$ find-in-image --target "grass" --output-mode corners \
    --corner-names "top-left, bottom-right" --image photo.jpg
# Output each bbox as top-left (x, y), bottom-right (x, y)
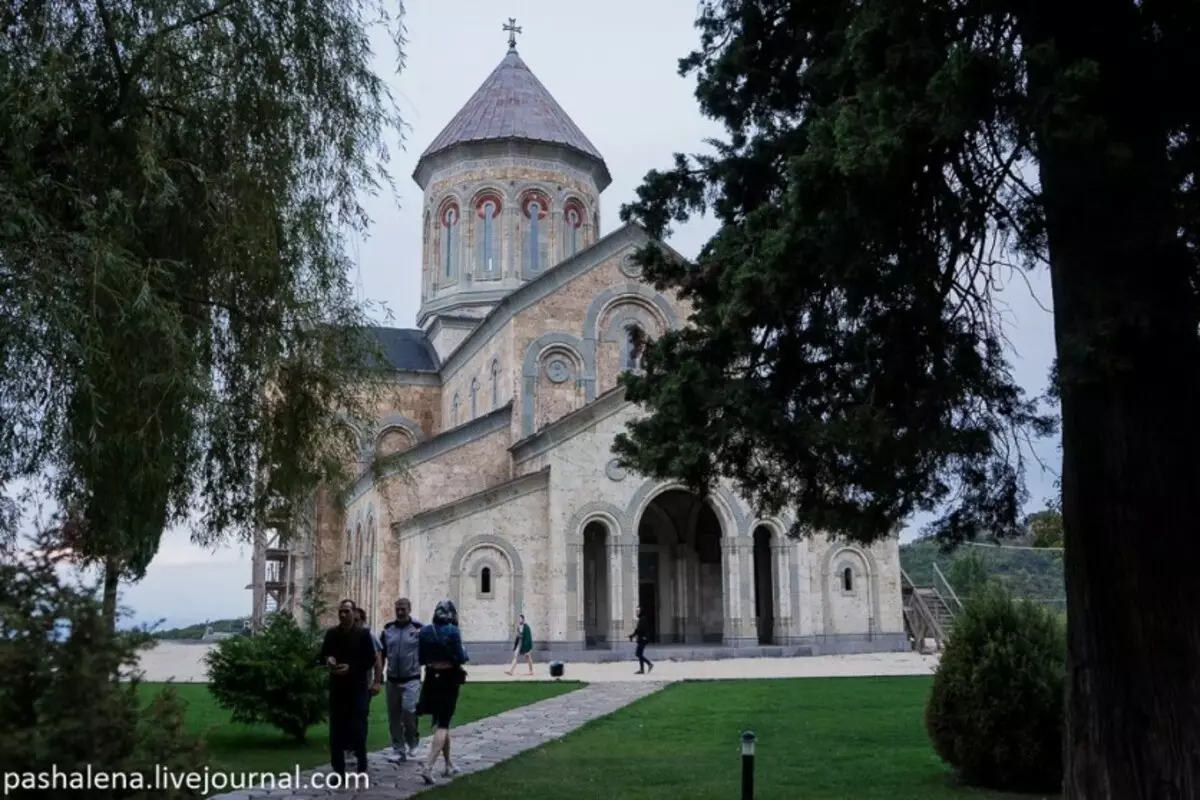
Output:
top-left (425, 676), bottom-right (1054, 800)
top-left (139, 680), bottom-right (583, 775)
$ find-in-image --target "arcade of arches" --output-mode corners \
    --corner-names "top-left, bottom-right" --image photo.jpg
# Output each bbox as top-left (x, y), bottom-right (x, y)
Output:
top-left (580, 489), bottom-right (784, 647)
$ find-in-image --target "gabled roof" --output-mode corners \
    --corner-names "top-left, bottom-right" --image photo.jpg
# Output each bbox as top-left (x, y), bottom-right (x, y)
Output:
top-left (416, 48), bottom-right (605, 166)
top-left (364, 326), bottom-right (440, 372)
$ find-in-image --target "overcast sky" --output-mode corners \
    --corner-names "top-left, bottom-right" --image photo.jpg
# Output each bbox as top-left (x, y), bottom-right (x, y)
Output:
top-left (116, 0), bottom-right (1060, 630)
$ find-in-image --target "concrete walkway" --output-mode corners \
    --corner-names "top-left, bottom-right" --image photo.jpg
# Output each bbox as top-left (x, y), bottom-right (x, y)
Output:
top-left (139, 641), bottom-right (938, 684)
top-left (207, 681), bottom-right (664, 799)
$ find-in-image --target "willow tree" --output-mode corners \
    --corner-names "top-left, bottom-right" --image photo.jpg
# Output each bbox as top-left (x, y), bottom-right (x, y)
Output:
top-left (0, 1), bottom-right (406, 622)
top-left (616, 1), bottom-right (1199, 795)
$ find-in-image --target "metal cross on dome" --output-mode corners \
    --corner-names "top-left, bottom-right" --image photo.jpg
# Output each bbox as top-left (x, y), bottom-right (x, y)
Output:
top-left (503, 17), bottom-right (522, 50)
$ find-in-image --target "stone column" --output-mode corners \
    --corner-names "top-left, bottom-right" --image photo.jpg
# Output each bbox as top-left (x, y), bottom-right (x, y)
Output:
top-left (607, 539), bottom-right (623, 645)
top-left (772, 538), bottom-right (791, 644)
top-left (621, 538), bottom-right (639, 643)
top-left (721, 539), bottom-right (740, 646)
top-left (737, 535), bottom-right (757, 646)
top-left (566, 539), bottom-right (585, 647)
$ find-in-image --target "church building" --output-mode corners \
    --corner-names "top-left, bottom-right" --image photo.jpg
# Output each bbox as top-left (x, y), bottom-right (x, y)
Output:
top-left (251, 35), bottom-right (908, 662)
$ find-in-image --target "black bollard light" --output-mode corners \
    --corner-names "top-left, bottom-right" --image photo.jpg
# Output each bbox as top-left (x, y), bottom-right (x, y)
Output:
top-left (740, 730), bottom-right (756, 800)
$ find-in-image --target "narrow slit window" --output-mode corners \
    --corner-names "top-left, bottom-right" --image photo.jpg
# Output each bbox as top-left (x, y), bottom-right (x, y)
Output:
top-left (842, 567), bottom-right (853, 592)
top-left (481, 566), bottom-right (492, 595)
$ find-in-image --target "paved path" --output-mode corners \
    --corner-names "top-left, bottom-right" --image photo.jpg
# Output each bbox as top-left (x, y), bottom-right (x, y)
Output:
top-left (208, 681), bottom-right (664, 799)
top-left (140, 641), bottom-right (937, 684)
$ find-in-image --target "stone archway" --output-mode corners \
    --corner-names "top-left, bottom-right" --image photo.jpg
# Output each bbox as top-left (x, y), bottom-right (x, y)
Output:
top-left (582, 520), bottom-right (612, 646)
top-left (635, 488), bottom-right (725, 644)
top-left (752, 525), bottom-right (776, 644)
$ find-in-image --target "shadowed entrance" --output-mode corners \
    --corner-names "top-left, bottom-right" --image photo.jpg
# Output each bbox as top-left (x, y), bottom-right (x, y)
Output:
top-left (636, 489), bottom-right (725, 644)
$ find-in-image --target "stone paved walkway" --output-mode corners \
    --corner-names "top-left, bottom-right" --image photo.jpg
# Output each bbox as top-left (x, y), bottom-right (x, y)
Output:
top-left (209, 680), bottom-right (665, 799)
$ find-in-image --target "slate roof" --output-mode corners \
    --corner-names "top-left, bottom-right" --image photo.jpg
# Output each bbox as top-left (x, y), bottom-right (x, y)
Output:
top-left (418, 48), bottom-right (605, 164)
top-left (364, 326), bottom-right (439, 372)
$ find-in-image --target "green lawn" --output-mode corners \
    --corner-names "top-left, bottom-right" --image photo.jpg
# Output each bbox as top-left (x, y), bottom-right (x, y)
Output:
top-left (426, 677), bottom-right (1054, 800)
top-left (139, 680), bottom-right (583, 774)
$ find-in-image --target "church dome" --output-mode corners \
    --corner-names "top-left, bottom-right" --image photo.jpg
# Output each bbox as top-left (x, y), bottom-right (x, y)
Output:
top-left (412, 46), bottom-right (610, 190)
top-left (414, 38), bottom-right (610, 340)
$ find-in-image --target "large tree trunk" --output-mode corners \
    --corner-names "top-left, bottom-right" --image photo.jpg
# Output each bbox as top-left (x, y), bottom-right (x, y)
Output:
top-left (1022, 4), bottom-right (1200, 797)
top-left (102, 554), bottom-right (121, 630)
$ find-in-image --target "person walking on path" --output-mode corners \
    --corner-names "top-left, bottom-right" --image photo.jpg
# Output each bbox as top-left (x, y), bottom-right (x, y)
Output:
top-left (381, 597), bottom-right (423, 763)
top-left (416, 599), bottom-right (469, 785)
top-left (504, 614), bottom-right (535, 676)
top-left (353, 607), bottom-right (384, 747)
top-left (628, 607), bottom-right (653, 674)
top-left (317, 599), bottom-right (379, 780)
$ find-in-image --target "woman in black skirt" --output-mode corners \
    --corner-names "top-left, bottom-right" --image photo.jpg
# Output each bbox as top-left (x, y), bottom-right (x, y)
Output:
top-left (416, 599), bottom-right (468, 785)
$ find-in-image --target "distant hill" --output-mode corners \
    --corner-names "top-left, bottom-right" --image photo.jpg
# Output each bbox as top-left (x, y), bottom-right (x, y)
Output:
top-left (153, 617), bottom-right (246, 640)
top-left (900, 535), bottom-right (1065, 603)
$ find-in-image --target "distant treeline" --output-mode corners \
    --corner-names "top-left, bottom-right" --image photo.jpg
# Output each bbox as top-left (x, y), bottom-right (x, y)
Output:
top-left (153, 618), bottom-right (245, 640)
top-left (900, 535), bottom-right (1065, 602)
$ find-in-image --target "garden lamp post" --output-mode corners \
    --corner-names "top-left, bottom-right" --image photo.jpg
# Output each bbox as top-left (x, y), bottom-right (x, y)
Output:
top-left (741, 730), bottom-right (756, 799)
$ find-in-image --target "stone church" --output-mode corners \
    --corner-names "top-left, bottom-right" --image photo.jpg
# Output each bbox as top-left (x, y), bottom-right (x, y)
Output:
top-left (252, 40), bottom-right (907, 662)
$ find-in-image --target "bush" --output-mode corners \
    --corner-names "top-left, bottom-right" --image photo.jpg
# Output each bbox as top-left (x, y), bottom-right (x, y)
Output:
top-left (204, 611), bottom-right (327, 742)
top-left (925, 583), bottom-right (1066, 793)
top-left (0, 532), bottom-right (206, 799)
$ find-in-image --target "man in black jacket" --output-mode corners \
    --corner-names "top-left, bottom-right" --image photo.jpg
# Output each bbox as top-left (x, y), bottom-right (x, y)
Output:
top-left (628, 606), bottom-right (653, 674)
top-left (317, 599), bottom-right (378, 778)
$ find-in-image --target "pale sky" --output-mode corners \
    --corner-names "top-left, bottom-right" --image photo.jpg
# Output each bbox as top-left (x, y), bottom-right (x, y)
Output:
top-left (116, 1), bottom-right (1060, 630)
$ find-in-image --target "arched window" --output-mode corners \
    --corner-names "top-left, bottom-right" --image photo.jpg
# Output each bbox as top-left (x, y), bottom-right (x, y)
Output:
top-left (621, 325), bottom-right (641, 372)
top-left (442, 204), bottom-right (459, 280)
top-left (469, 378), bottom-right (479, 419)
top-left (490, 359), bottom-right (500, 408)
top-left (477, 197), bottom-right (502, 274)
top-left (480, 566), bottom-right (492, 595)
top-left (564, 203), bottom-right (583, 257)
top-left (451, 393), bottom-right (460, 427)
top-left (842, 566), bottom-right (854, 592)
top-left (522, 194), bottom-right (549, 273)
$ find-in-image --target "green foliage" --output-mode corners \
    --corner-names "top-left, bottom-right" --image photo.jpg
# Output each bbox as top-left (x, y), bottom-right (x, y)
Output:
top-left (1025, 507), bottom-right (1064, 549)
top-left (925, 585), bottom-right (1065, 793)
top-left (203, 611), bottom-right (327, 743)
top-left (946, 550), bottom-right (991, 598)
top-left (0, 0), bottom-right (408, 580)
top-left (0, 529), bottom-right (206, 799)
top-left (901, 537), bottom-right (1064, 603)
top-left (154, 618), bottom-right (246, 640)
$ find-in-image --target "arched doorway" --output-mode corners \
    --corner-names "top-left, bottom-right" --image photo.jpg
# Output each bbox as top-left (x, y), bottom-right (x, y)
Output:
top-left (752, 526), bottom-right (776, 644)
top-left (582, 520), bottom-right (611, 646)
top-left (637, 489), bottom-right (725, 644)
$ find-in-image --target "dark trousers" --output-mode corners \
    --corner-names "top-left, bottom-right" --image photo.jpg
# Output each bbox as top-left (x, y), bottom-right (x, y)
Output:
top-left (635, 640), bottom-right (652, 671)
top-left (329, 687), bottom-right (368, 776)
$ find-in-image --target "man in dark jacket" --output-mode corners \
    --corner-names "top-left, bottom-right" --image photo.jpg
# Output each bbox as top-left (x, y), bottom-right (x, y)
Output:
top-left (317, 599), bottom-right (378, 777)
top-left (628, 606), bottom-right (653, 674)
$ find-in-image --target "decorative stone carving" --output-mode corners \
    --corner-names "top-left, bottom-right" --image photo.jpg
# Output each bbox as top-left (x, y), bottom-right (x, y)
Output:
top-left (545, 357), bottom-right (572, 383)
top-left (619, 253), bottom-right (644, 279)
top-left (605, 459), bottom-right (627, 482)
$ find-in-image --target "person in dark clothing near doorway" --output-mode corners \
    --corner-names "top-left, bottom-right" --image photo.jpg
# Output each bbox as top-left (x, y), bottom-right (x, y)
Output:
top-left (352, 607), bottom-right (384, 758)
top-left (317, 599), bottom-right (379, 779)
top-left (628, 606), bottom-right (653, 674)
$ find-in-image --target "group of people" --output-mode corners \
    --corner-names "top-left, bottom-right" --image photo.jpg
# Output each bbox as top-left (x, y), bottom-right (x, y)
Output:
top-left (316, 596), bottom-right (467, 786)
top-left (315, 599), bottom-right (655, 785)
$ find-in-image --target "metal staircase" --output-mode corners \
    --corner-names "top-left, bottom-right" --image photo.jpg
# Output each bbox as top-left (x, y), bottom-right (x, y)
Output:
top-left (901, 563), bottom-right (963, 652)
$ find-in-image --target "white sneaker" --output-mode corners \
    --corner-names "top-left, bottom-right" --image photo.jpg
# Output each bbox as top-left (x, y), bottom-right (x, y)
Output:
top-left (442, 764), bottom-right (459, 778)
top-left (417, 766), bottom-right (435, 785)
top-left (407, 743), bottom-right (420, 757)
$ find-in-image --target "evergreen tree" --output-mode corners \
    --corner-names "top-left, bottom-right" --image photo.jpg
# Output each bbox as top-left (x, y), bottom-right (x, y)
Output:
top-left (0, 1), bottom-right (407, 622)
top-left (617, 1), bottom-right (1200, 794)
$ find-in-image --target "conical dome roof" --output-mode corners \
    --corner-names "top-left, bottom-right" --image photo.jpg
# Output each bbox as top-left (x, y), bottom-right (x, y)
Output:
top-left (414, 48), bottom-right (607, 181)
